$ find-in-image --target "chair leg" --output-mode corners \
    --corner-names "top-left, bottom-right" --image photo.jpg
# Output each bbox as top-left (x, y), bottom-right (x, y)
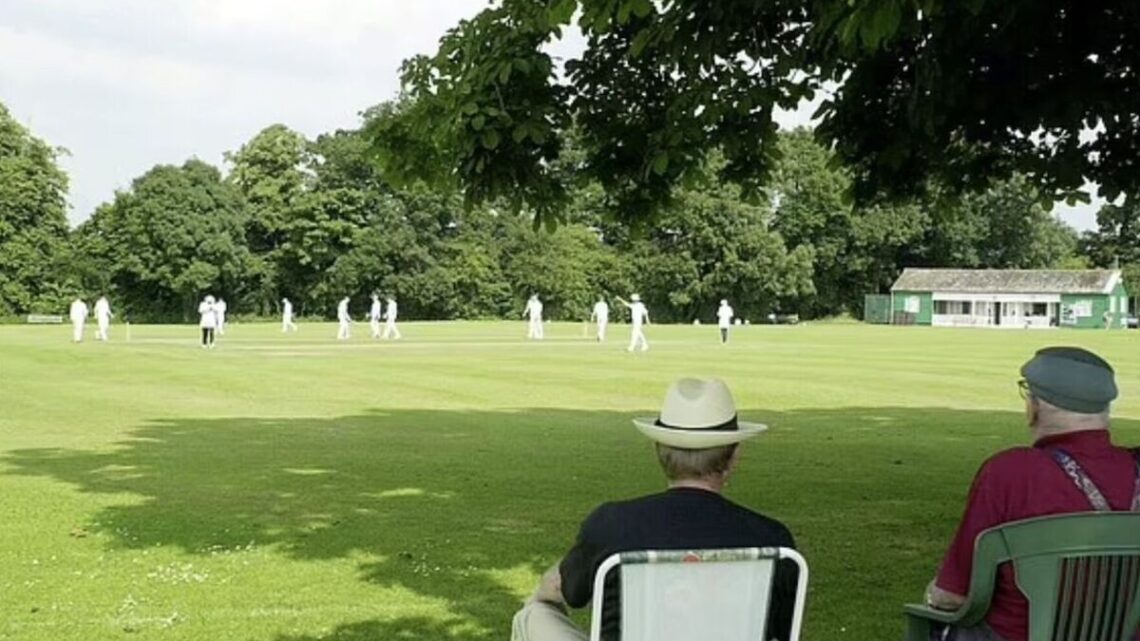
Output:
top-left (905, 613), bottom-right (935, 641)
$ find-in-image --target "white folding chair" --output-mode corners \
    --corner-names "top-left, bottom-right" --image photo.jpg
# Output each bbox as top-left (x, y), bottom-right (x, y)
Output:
top-left (587, 547), bottom-right (809, 641)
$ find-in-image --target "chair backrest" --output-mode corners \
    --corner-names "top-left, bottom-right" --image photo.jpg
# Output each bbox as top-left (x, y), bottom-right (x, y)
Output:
top-left (588, 547), bottom-right (808, 641)
top-left (962, 513), bottom-right (1140, 641)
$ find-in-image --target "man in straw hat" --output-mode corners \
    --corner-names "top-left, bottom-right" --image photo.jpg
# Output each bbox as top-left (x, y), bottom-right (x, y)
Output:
top-left (511, 377), bottom-right (798, 641)
top-left (924, 347), bottom-right (1139, 641)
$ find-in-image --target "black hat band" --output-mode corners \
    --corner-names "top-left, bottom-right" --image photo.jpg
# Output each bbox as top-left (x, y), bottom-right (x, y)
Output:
top-left (654, 415), bottom-right (739, 432)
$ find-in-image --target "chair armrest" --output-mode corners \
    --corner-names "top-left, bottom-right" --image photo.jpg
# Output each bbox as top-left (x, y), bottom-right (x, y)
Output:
top-left (903, 603), bottom-right (965, 641)
top-left (903, 603), bottom-right (964, 624)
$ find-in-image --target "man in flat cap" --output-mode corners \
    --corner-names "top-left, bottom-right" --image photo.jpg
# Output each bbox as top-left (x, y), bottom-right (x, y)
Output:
top-left (511, 378), bottom-right (799, 641)
top-left (924, 347), bottom-right (1139, 641)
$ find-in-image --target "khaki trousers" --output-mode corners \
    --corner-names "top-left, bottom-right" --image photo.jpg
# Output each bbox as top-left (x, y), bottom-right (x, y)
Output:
top-left (510, 601), bottom-right (586, 641)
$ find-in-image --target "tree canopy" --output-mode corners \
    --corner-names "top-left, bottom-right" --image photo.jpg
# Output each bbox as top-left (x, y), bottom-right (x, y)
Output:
top-left (0, 99), bottom-right (1106, 322)
top-left (0, 103), bottom-right (70, 315)
top-left (371, 0), bottom-right (1140, 227)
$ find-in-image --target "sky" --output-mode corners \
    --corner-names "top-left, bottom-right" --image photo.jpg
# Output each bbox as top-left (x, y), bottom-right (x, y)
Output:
top-left (0, 0), bottom-right (1100, 231)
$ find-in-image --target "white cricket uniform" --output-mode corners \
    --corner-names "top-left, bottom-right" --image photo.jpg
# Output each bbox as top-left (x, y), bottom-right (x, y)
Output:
top-left (591, 301), bottom-right (610, 341)
top-left (282, 300), bottom-right (297, 332)
top-left (198, 300), bottom-right (218, 348)
top-left (94, 298), bottom-right (113, 341)
top-left (369, 299), bottom-right (383, 338)
top-left (626, 301), bottom-right (649, 352)
top-left (69, 300), bottom-right (89, 342)
top-left (337, 299), bottom-right (352, 340)
top-left (717, 303), bottom-right (734, 343)
top-left (526, 300), bottom-right (544, 339)
top-left (383, 300), bottom-right (401, 339)
top-left (215, 300), bottom-right (228, 335)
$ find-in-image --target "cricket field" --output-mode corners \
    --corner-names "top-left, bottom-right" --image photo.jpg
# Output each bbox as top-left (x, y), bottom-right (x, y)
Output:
top-left (1, 321), bottom-right (1137, 640)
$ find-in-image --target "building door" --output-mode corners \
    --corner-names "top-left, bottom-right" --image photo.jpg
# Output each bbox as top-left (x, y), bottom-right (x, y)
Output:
top-left (993, 303), bottom-right (1002, 327)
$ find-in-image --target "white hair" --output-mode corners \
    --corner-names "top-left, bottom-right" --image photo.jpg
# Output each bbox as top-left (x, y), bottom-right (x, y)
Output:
top-left (1033, 398), bottom-right (1110, 434)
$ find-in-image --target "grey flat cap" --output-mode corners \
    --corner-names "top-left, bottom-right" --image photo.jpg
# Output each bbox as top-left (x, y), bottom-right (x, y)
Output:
top-left (1020, 347), bottom-right (1118, 414)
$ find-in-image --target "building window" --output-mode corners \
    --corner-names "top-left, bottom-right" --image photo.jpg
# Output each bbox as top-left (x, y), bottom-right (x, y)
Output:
top-left (904, 296), bottom-right (920, 313)
top-left (934, 300), bottom-right (972, 315)
top-left (1031, 303), bottom-right (1048, 316)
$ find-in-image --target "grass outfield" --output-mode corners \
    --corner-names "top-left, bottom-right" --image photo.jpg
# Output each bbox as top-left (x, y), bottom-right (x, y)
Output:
top-left (1, 321), bottom-right (1137, 641)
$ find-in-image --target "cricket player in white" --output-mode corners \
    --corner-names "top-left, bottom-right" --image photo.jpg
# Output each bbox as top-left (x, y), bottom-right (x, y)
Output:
top-left (590, 297), bottom-right (609, 342)
top-left (214, 298), bottom-right (228, 335)
top-left (369, 294), bottom-right (383, 339)
top-left (383, 297), bottom-right (401, 340)
top-left (617, 293), bottom-right (650, 352)
top-left (524, 295), bottom-right (544, 340)
top-left (94, 296), bottom-right (114, 341)
top-left (198, 295), bottom-right (218, 349)
top-left (717, 299), bottom-right (735, 344)
top-left (336, 297), bottom-right (352, 340)
top-left (281, 298), bottom-right (297, 332)
top-left (69, 298), bottom-right (89, 343)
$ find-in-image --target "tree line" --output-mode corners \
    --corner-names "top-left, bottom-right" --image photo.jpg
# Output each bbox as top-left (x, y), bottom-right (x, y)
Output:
top-left (1, 100), bottom-right (1133, 324)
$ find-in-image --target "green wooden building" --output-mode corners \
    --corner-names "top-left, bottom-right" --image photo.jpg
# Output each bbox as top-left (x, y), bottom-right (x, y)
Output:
top-left (890, 269), bottom-right (1129, 329)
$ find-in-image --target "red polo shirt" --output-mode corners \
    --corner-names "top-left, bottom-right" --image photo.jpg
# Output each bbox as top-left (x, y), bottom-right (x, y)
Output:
top-left (935, 430), bottom-right (1137, 641)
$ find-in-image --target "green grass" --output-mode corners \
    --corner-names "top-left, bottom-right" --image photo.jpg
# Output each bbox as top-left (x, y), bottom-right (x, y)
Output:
top-left (1, 321), bottom-right (1138, 641)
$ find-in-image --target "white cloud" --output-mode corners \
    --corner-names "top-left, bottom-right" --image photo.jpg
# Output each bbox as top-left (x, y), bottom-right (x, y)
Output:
top-left (0, 0), bottom-right (486, 224)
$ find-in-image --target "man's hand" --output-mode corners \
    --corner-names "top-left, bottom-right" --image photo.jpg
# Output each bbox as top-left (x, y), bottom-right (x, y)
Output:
top-left (531, 564), bottom-right (566, 607)
top-left (925, 579), bottom-right (966, 611)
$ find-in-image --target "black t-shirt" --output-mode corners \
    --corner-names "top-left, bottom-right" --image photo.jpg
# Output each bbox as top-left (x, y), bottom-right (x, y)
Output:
top-left (559, 487), bottom-right (798, 640)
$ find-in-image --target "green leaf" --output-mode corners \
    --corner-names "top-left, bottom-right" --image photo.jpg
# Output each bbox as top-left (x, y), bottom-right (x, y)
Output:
top-left (548, 0), bottom-right (576, 25)
top-left (482, 129), bottom-right (501, 150)
top-left (651, 152), bottom-right (669, 175)
top-left (471, 115), bottom-right (486, 131)
top-left (630, 30), bottom-right (652, 57)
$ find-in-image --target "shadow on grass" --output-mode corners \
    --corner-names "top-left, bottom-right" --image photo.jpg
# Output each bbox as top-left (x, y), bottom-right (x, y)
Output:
top-left (4, 407), bottom-right (1138, 640)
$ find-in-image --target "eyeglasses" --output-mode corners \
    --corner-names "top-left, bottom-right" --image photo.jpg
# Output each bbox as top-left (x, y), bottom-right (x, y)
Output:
top-left (1017, 379), bottom-right (1032, 401)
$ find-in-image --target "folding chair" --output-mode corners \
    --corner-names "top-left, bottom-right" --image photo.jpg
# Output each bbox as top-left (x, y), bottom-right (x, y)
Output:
top-left (904, 513), bottom-right (1140, 641)
top-left (588, 547), bottom-right (808, 641)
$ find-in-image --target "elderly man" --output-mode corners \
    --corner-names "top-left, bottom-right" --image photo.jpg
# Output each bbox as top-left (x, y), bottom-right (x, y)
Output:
top-left (925, 347), bottom-right (1139, 641)
top-left (511, 377), bottom-right (798, 641)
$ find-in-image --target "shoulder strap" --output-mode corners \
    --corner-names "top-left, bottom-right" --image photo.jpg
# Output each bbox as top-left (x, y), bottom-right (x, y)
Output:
top-left (1048, 449), bottom-right (1113, 512)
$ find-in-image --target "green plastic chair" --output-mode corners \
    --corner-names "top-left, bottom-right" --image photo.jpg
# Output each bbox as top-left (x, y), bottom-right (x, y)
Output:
top-left (905, 512), bottom-right (1140, 641)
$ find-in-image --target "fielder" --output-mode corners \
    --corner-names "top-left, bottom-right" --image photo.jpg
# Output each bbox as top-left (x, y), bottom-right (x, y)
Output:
top-left (369, 294), bottom-right (383, 339)
top-left (69, 297), bottom-right (89, 343)
top-left (590, 297), bottom-right (609, 342)
top-left (198, 295), bottom-right (218, 349)
top-left (617, 294), bottom-right (650, 352)
top-left (94, 295), bottom-right (114, 341)
top-left (524, 294), bottom-right (544, 340)
top-left (717, 299), bottom-right (735, 344)
top-left (336, 296), bottom-right (352, 340)
top-left (215, 298), bottom-right (228, 335)
top-left (281, 298), bottom-right (298, 332)
top-left (383, 297), bottom-right (401, 340)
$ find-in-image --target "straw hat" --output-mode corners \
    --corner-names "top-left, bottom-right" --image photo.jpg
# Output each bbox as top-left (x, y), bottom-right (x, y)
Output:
top-left (633, 378), bottom-right (767, 449)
